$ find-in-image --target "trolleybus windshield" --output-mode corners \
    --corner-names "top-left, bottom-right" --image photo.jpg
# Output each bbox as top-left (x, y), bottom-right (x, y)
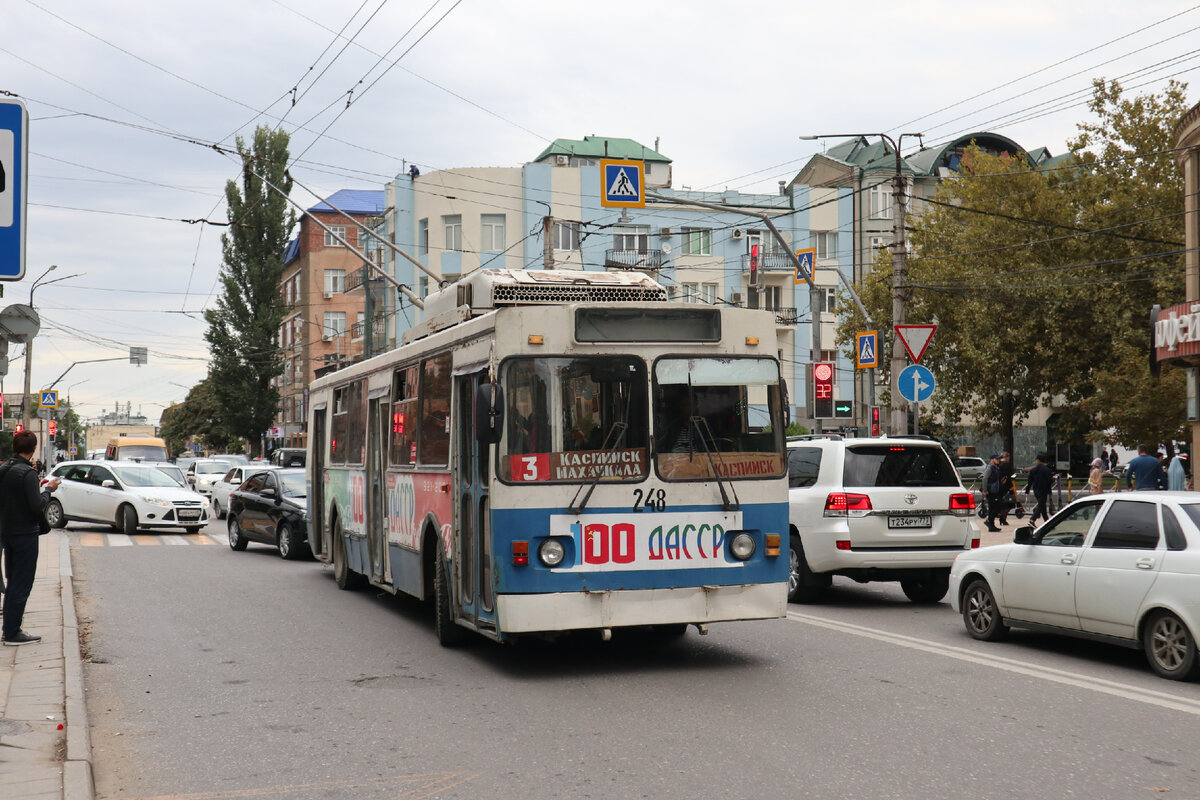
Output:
top-left (500, 356), bottom-right (648, 483)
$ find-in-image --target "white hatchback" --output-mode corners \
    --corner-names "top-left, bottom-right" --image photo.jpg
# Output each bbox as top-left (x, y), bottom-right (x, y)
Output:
top-left (210, 464), bottom-right (279, 519)
top-left (788, 435), bottom-right (978, 604)
top-left (951, 492), bottom-right (1200, 681)
top-left (45, 460), bottom-right (211, 534)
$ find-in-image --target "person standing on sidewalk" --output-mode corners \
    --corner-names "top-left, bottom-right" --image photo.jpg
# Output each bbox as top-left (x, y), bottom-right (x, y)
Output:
top-left (981, 453), bottom-right (1004, 533)
top-left (1026, 454), bottom-right (1056, 524)
top-left (1087, 457), bottom-right (1105, 495)
top-left (997, 451), bottom-right (1016, 525)
top-left (1125, 444), bottom-right (1166, 491)
top-left (0, 430), bottom-right (61, 646)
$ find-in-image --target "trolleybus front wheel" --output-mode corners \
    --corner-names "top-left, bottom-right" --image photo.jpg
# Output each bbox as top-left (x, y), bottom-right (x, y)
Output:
top-left (332, 517), bottom-right (366, 590)
top-left (434, 556), bottom-right (466, 647)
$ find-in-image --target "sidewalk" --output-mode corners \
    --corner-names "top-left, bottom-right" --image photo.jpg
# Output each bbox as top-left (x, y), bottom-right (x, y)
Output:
top-left (0, 531), bottom-right (93, 800)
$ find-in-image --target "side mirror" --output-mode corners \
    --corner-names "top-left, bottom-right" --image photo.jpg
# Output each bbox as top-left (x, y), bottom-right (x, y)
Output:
top-left (1014, 525), bottom-right (1035, 545)
top-left (261, 487), bottom-right (277, 499)
top-left (102, 479), bottom-right (116, 489)
top-left (780, 380), bottom-right (791, 429)
top-left (475, 383), bottom-right (505, 446)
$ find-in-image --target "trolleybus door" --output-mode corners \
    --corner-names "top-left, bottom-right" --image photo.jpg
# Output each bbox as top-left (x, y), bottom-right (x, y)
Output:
top-left (310, 406), bottom-right (327, 558)
top-left (454, 371), bottom-right (495, 630)
top-left (366, 396), bottom-right (390, 585)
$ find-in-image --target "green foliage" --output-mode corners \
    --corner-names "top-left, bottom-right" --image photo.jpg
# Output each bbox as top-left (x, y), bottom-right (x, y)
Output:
top-left (52, 402), bottom-right (83, 453)
top-left (159, 378), bottom-right (235, 455)
top-left (837, 79), bottom-right (1189, 451)
top-left (203, 126), bottom-right (295, 457)
top-left (785, 422), bottom-right (810, 437)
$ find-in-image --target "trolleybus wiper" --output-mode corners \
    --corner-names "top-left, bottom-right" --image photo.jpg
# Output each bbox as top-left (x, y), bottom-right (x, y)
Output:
top-left (691, 415), bottom-right (741, 512)
top-left (566, 421), bottom-right (629, 515)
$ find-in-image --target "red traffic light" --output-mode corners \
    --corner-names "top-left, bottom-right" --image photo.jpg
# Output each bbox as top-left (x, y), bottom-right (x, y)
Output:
top-left (14, 423), bottom-right (24, 433)
top-left (49, 421), bottom-right (57, 436)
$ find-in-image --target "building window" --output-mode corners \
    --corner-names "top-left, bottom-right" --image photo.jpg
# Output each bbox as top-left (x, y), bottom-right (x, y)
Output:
top-left (613, 226), bottom-right (649, 252)
top-left (323, 269), bottom-right (346, 295)
top-left (763, 285), bottom-right (782, 311)
top-left (680, 282), bottom-right (698, 303)
top-left (324, 225), bottom-right (347, 247)
top-left (681, 228), bottom-right (711, 255)
top-left (443, 215), bottom-right (462, 251)
top-left (554, 221), bottom-right (580, 251)
top-left (814, 231), bottom-right (837, 260)
top-left (323, 311), bottom-right (346, 338)
top-left (818, 287), bottom-right (836, 314)
top-left (700, 282), bottom-right (718, 305)
top-left (419, 219), bottom-right (429, 256)
top-left (480, 214), bottom-right (506, 251)
top-left (869, 183), bottom-right (892, 220)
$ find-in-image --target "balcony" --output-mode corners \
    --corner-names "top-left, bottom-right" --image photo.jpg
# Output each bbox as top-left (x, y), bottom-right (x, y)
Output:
top-left (605, 249), bottom-right (667, 270)
top-left (350, 316), bottom-right (389, 342)
top-left (740, 252), bottom-right (796, 274)
top-left (773, 307), bottom-right (800, 325)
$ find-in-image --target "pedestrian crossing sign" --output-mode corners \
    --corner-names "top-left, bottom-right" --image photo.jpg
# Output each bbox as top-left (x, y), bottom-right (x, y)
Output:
top-left (856, 330), bottom-right (878, 369)
top-left (40, 390), bottom-right (58, 408)
top-left (600, 159), bottom-right (645, 208)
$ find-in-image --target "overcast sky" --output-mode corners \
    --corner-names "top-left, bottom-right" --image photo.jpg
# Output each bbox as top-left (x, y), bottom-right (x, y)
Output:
top-left (3, 0), bottom-right (1198, 425)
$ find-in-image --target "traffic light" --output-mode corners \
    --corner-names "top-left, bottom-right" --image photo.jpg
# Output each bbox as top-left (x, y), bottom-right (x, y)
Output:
top-left (48, 420), bottom-right (57, 436)
top-left (14, 423), bottom-right (24, 433)
top-left (813, 362), bottom-right (834, 419)
top-left (748, 243), bottom-right (759, 287)
top-left (871, 406), bottom-right (881, 436)
top-left (834, 400), bottom-right (853, 418)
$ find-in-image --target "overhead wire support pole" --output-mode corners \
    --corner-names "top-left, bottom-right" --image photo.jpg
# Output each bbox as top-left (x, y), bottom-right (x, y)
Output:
top-left (251, 169), bottom-right (425, 310)
top-left (799, 132), bottom-right (922, 436)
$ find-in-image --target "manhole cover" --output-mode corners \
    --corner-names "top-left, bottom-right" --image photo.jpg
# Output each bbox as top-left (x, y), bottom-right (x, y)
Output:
top-left (0, 718), bottom-right (32, 736)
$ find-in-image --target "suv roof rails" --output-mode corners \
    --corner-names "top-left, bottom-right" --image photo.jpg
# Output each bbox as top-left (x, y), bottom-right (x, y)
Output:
top-left (787, 434), bottom-right (843, 442)
top-left (882, 434), bottom-right (937, 441)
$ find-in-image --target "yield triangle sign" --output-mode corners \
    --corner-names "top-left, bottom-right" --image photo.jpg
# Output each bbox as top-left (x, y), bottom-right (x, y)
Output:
top-left (894, 324), bottom-right (937, 364)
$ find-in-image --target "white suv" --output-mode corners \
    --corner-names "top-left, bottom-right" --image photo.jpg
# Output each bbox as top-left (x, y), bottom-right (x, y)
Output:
top-left (787, 435), bottom-right (978, 604)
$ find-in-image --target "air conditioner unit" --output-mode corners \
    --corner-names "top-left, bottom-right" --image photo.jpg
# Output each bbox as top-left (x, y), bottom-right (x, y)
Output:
top-left (730, 291), bottom-right (743, 304)
top-left (732, 229), bottom-right (745, 240)
top-left (322, 334), bottom-right (333, 342)
top-left (660, 226), bottom-right (673, 237)
top-left (323, 291), bottom-right (333, 299)
top-left (555, 154), bottom-right (569, 166)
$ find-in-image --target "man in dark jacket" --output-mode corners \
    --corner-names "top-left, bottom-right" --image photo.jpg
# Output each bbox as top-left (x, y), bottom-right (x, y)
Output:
top-left (1024, 454), bottom-right (1055, 525)
top-left (997, 451), bottom-right (1016, 525)
top-left (981, 453), bottom-right (1004, 533)
top-left (1, 431), bottom-right (61, 645)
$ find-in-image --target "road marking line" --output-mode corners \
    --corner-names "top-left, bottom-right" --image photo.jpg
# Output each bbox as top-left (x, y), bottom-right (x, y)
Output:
top-left (78, 533), bottom-right (105, 547)
top-left (159, 535), bottom-right (189, 545)
top-left (106, 534), bottom-right (133, 547)
top-left (132, 535), bottom-right (162, 545)
top-left (787, 610), bottom-right (1200, 716)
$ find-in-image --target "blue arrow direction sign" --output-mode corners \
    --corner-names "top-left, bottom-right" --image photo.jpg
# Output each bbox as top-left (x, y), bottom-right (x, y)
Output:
top-left (40, 390), bottom-right (58, 409)
top-left (898, 364), bottom-right (934, 403)
top-left (0, 99), bottom-right (29, 281)
top-left (599, 159), bottom-right (644, 208)
top-left (856, 330), bottom-right (878, 368)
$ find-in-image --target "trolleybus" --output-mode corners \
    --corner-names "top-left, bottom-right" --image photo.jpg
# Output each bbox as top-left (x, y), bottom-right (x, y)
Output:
top-left (306, 269), bottom-right (790, 644)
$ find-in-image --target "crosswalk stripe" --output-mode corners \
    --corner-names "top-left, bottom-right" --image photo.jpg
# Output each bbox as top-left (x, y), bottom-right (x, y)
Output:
top-left (132, 535), bottom-right (162, 545)
top-left (106, 534), bottom-right (133, 546)
top-left (78, 533), bottom-right (105, 547)
top-left (160, 535), bottom-right (189, 545)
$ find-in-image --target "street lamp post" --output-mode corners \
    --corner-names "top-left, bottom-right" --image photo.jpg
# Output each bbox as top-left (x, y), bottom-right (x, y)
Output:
top-left (800, 133), bottom-right (922, 435)
top-left (21, 264), bottom-right (56, 432)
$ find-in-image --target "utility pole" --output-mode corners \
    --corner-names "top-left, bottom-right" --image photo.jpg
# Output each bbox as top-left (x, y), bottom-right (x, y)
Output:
top-left (543, 215), bottom-right (554, 270)
top-left (800, 133), bottom-right (922, 435)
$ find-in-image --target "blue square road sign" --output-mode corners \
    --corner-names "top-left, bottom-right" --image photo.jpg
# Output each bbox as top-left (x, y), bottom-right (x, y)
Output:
top-left (0, 99), bottom-right (28, 281)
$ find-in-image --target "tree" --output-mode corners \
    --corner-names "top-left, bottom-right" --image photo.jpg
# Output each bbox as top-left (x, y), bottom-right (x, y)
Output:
top-left (52, 401), bottom-right (83, 455)
top-left (837, 79), bottom-right (1190, 452)
top-left (160, 378), bottom-right (235, 455)
top-left (204, 126), bottom-right (294, 457)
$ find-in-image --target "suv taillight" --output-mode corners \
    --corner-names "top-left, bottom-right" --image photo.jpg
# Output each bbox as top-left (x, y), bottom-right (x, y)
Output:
top-left (949, 492), bottom-right (975, 516)
top-left (824, 492), bottom-right (873, 517)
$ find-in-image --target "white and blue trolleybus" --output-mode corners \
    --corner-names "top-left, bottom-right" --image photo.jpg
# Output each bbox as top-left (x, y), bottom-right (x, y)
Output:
top-left (306, 269), bottom-right (790, 644)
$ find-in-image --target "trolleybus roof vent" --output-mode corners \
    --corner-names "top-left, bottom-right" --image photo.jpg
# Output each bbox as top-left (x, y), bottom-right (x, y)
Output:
top-left (424, 269), bottom-right (667, 318)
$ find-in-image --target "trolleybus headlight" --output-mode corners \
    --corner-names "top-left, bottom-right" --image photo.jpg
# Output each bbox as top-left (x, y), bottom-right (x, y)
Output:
top-left (538, 538), bottom-right (565, 567)
top-left (729, 532), bottom-right (756, 561)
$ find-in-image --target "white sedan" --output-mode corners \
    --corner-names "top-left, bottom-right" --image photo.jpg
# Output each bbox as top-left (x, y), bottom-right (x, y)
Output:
top-left (45, 460), bottom-right (211, 534)
top-left (210, 464), bottom-right (278, 519)
top-left (950, 491), bottom-right (1200, 680)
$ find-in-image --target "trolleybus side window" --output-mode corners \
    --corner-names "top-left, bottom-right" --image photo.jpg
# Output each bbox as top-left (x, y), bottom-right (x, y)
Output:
top-left (390, 365), bottom-right (419, 466)
top-left (499, 356), bottom-right (648, 483)
top-left (331, 380), bottom-right (365, 465)
top-left (419, 354), bottom-right (452, 465)
top-left (653, 357), bottom-right (785, 481)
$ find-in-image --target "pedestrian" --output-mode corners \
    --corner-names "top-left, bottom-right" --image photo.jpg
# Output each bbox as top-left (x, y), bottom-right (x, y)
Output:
top-left (1125, 444), bottom-right (1167, 491)
top-left (1169, 454), bottom-right (1189, 491)
top-left (0, 431), bottom-right (62, 645)
top-left (997, 451), bottom-right (1015, 525)
top-left (1026, 454), bottom-right (1056, 524)
top-left (1100, 448), bottom-right (1110, 471)
top-left (1087, 457), bottom-right (1105, 495)
top-left (1109, 449), bottom-right (1119, 474)
top-left (981, 453), bottom-right (1004, 532)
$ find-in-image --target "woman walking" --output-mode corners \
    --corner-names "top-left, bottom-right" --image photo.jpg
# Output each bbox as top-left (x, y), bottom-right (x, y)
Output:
top-left (1087, 457), bottom-right (1105, 495)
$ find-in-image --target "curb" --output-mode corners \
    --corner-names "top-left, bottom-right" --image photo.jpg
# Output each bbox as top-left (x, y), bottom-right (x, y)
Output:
top-left (58, 533), bottom-right (94, 800)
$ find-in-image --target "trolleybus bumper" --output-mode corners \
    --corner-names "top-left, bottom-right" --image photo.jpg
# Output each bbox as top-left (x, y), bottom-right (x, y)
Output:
top-left (495, 582), bottom-right (787, 633)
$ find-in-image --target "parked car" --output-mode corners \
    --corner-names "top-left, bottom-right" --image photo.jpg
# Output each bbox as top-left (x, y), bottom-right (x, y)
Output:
top-left (210, 464), bottom-right (279, 519)
top-left (216, 453), bottom-right (250, 465)
top-left (44, 460), bottom-right (211, 534)
top-left (951, 492), bottom-right (1200, 681)
top-left (226, 468), bottom-right (310, 559)
top-left (150, 463), bottom-right (187, 487)
top-left (270, 448), bottom-right (306, 468)
top-left (787, 435), bottom-right (977, 604)
top-left (185, 458), bottom-right (235, 496)
top-left (954, 455), bottom-right (987, 482)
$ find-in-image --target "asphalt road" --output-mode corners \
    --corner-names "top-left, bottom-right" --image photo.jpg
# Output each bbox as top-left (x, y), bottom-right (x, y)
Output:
top-left (69, 518), bottom-right (1200, 800)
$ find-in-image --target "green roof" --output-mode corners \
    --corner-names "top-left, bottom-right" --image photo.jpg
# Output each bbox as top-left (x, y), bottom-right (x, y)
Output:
top-left (534, 135), bottom-right (671, 163)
